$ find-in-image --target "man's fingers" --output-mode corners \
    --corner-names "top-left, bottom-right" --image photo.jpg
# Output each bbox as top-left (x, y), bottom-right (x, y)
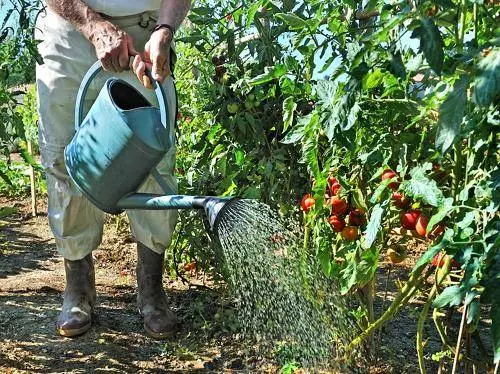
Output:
top-left (152, 53), bottom-right (169, 82)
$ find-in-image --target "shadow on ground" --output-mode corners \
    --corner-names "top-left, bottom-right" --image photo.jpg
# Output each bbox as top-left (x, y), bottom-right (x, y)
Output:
top-left (0, 285), bottom-right (260, 373)
top-left (0, 211), bottom-right (58, 279)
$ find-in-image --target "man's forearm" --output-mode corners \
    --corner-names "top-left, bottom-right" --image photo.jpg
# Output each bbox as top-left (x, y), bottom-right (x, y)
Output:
top-left (157, 0), bottom-right (191, 31)
top-left (45, 0), bottom-right (103, 40)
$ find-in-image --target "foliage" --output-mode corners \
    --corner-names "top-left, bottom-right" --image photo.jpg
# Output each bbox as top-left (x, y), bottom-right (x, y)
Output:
top-left (175, 0), bottom-right (499, 369)
top-left (0, 0), bottom-right (42, 193)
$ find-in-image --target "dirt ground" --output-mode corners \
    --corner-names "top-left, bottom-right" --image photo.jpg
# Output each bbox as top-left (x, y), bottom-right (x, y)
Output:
top-left (0, 197), bottom-right (494, 373)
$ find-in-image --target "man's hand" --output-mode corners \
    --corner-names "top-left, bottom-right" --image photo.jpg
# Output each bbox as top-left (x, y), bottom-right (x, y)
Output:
top-left (89, 20), bottom-right (138, 72)
top-left (132, 28), bottom-right (173, 88)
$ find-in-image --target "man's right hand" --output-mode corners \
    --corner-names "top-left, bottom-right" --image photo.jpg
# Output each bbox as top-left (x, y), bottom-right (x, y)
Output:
top-left (88, 20), bottom-right (138, 72)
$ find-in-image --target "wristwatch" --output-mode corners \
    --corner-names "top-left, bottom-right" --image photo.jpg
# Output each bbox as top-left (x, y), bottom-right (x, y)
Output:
top-left (153, 24), bottom-right (176, 37)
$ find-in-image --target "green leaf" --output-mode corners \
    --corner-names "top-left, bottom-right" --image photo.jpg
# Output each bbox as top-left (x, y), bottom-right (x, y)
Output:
top-left (282, 96), bottom-right (297, 133)
top-left (413, 229), bottom-right (453, 271)
top-left (234, 148), bottom-right (245, 166)
top-left (363, 204), bottom-right (384, 249)
top-left (246, 1), bottom-right (262, 28)
top-left (413, 18), bottom-right (444, 75)
top-left (401, 163), bottom-right (444, 207)
top-left (362, 69), bottom-right (385, 89)
top-left (457, 211), bottom-right (476, 229)
top-left (473, 48), bottom-right (500, 107)
top-left (435, 75), bottom-right (469, 154)
top-left (344, 102), bottom-right (361, 131)
top-left (427, 197), bottom-right (454, 234)
top-left (249, 64), bottom-right (287, 86)
top-left (281, 113), bottom-right (310, 144)
top-left (433, 285), bottom-right (465, 308)
top-left (275, 13), bottom-right (309, 30)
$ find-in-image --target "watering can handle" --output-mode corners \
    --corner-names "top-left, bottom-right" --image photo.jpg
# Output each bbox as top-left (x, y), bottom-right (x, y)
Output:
top-left (74, 60), bottom-right (168, 131)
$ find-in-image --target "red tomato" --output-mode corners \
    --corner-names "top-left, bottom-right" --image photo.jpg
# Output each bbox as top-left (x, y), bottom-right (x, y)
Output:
top-left (432, 253), bottom-right (460, 268)
top-left (392, 192), bottom-right (410, 209)
top-left (415, 215), bottom-right (429, 236)
top-left (348, 209), bottom-right (366, 226)
top-left (401, 210), bottom-right (421, 230)
top-left (341, 226), bottom-right (359, 241)
top-left (328, 214), bottom-right (346, 232)
top-left (381, 169), bottom-right (399, 189)
top-left (300, 194), bottom-right (316, 212)
top-left (328, 177), bottom-right (341, 196)
top-left (330, 196), bottom-right (348, 215)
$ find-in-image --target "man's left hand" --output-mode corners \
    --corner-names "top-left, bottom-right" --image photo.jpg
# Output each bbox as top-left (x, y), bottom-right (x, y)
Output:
top-left (132, 28), bottom-right (173, 88)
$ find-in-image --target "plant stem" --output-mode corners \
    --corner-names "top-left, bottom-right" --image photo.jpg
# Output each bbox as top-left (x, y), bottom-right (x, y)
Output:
top-left (347, 265), bottom-right (429, 353)
top-left (452, 304), bottom-right (468, 374)
top-left (417, 259), bottom-right (451, 374)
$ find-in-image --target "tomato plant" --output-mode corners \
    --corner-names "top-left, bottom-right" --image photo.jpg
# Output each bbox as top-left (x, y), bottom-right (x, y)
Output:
top-left (174, 0), bottom-right (499, 370)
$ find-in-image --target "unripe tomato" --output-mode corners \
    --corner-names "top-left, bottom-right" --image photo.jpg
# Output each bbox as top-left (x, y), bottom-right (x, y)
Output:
top-left (341, 226), bottom-right (359, 241)
top-left (381, 169), bottom-right (399, 189)
top-left (300, 194), bottom-right (315, 212)
top-left (415, 215), bottom-right (429, 236)
top-left (330, 196), bottom-right (348, 215)
top-left (328, 214), bottom-right (346, 232)
top-left (401, 210), bottom-right (421, 230)
top-left (392, 192), bottom-right (410, 209)
top-left (227, 103), bottom-right (239, 114)
top-left (348, 209), bottom-right (366, 226)
top-left (387, 247), bottom-right (407, 264)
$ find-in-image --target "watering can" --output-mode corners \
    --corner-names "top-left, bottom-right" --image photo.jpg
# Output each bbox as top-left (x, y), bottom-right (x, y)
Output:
top-left (64, 61), bottom-right (231, 230)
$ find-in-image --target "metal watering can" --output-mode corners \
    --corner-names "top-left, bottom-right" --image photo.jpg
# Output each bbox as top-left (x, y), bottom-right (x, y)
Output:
top-left (64, 61), bottom-right (231, 230)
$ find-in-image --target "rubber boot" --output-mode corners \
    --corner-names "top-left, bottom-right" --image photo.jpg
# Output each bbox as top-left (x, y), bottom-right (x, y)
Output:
top-left (56, 254), bottom-right (96, 337)
top-left (137, 242), bottom-right (179, 339)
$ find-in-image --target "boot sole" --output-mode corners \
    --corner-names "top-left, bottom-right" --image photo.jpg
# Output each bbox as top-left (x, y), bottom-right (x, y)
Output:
top-left (143, 322), bottom-right (175, 339)
top-left (57, 322), bottom-right (91, 337)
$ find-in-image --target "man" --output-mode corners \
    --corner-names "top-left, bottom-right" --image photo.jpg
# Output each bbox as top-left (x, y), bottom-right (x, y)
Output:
top-left (35, 0), bottom-right (191, 338)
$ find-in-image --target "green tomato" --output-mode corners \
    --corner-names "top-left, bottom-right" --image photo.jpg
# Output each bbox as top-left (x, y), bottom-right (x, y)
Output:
top-left (244, 100), bottom-right (254, 111)
top-left (227, 103), bottom-right (239, 114)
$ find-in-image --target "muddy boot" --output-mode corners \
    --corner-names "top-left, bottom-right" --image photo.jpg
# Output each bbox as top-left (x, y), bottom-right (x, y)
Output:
top-left (56, 254), bottom-right (96, 337)
top-left (137, 242), bottom-right (178, 339)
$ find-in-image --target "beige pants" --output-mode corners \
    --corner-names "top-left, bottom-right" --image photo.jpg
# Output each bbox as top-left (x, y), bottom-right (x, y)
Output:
top-left (35, 9), bottom-right (178, 260)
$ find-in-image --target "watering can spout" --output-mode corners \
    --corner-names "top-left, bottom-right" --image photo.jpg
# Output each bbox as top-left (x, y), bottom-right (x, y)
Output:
top-left (203, 197), bottom-right (233, 231)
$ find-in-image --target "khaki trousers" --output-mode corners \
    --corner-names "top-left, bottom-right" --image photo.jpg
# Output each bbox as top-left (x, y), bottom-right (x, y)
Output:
top-left (35, 9), bottom-right (178, 260)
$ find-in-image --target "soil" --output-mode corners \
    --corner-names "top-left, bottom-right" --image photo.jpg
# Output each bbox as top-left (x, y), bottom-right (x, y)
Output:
top-left (0, 197), bottom-right (494, 373)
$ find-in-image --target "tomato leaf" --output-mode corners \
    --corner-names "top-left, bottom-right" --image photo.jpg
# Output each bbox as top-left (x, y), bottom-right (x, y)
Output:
top-left (411, 18), bottom-right (444, 75)
top-left (249, 64), bottom-right (287, 85)
top-left (401, 163), bottom-right (444, 207)
top-left (435, 75), bottom-right (469, 154)
top-left (363, 203), bottom-right (384, 249)
top-left (282, 96), bottom-right (297, 133)
top-left (413, 228), bottom-right (453, 271)
top-left (427, 197), bottom-right (454, 234)
top-left (473, 48), bottom-right (500, 107)
top-left (433, 285), bottom-right (465, 308)
top-left (275, 12), bottom-right (309, 30)
top-left (362, 69), bottom-right (385, 89)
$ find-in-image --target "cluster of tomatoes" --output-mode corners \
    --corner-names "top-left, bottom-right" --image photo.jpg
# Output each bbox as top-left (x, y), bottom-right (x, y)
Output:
top-left (383, 169), bottom-right (445, 239)
top-left (300, 176), bottom-right (366, 242)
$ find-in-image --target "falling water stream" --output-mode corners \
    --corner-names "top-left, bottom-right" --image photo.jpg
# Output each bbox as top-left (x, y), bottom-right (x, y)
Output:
top-left (211, 199), bottom-right (358, 368)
